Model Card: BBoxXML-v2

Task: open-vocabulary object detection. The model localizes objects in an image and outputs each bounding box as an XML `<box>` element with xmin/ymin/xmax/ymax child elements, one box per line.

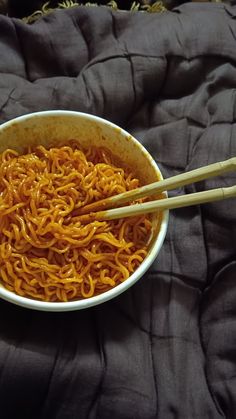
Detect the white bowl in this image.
<box><xmin>0</xmin><ymin>111</ymin><xmax>168</xmax><ymax>311</ymax></box>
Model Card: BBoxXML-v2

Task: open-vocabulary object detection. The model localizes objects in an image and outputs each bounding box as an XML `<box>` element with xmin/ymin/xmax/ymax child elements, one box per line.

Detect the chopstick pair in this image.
<box><xmin>75</xmin><ymin>157</ymin><xmax>236</xmax><ymax>222</ymax></box>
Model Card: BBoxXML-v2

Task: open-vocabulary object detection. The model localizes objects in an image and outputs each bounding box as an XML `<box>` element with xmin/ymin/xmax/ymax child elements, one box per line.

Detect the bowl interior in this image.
<box><xmin>0</xmin><ymin>111</ymin><xmax>168</xmax><ymax>311</ymax></box>
<box><xmin>0</xmin><ymin>111</ymin><xmax>159</xmax><ymax>184</ymax></box>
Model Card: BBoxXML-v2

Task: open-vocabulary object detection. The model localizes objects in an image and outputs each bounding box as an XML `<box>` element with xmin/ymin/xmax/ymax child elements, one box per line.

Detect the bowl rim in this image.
<box><xmin>0</xmin><ymin>110</ymin><xmax>169</xmax><ymax>311</ymax></box>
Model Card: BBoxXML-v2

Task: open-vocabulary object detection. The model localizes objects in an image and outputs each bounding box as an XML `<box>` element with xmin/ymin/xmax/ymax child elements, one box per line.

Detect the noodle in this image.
<box><xmin>0</xmin><ymin>143</ymin><xmax>152</xmax><ymax>302</ymax></box>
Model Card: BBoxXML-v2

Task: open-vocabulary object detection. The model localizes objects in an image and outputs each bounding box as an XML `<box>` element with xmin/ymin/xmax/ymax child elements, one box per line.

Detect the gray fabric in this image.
<box><xmin>0</xmin><ymin>3</ymin><xmax>236</xmax><ymax>418</ymax></box>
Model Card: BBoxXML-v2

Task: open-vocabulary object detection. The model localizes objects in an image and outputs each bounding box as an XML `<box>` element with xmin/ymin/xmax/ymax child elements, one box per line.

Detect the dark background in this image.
<box><xmin>0</xmin><ymin>2</ymin><xmax>236</xmax><ymax>418</ymax></box>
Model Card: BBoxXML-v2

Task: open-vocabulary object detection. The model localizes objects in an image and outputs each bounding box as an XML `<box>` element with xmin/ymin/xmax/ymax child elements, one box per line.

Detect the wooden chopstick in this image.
<box><xmin>77</xmin><ymin>157</ymin><xmax>236</xmax><ymax>215</ymax></box>
<box><xmin>77</xmin><ymin>185</ymin><xmax>236</xmax><ymax>223</ymax></box>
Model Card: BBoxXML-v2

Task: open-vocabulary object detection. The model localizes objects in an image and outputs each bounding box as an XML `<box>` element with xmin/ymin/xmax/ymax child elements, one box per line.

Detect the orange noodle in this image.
<box><xmin>0</xmin><ymin>143</ymin><xmax>152</xmax><ymax>302</ymax></box>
